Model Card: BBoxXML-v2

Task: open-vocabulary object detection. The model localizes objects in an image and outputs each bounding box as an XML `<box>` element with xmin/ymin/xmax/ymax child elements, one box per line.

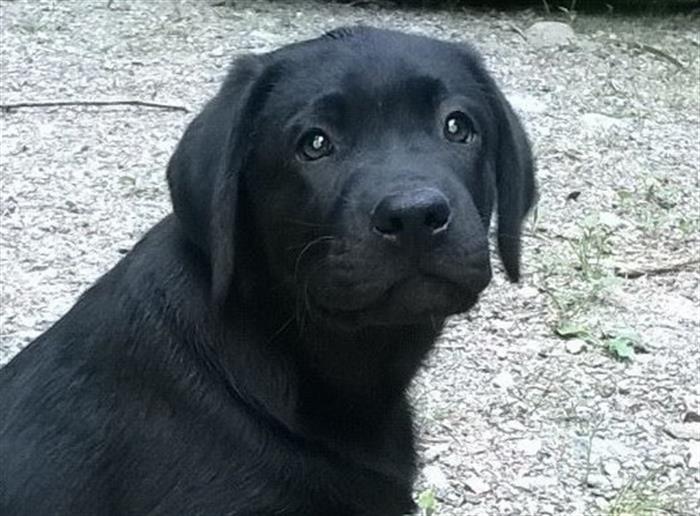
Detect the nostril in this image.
<box><xmin>424</xmin><ymin>205</ymin><xmax>450</xmax><ymax>231</ymax></box>
<box><xmin>374</xmin><ymin>216</ymin><xmax>403</xmax><ymax>236</ymax></box>
<box><xmin>387</xmin><ymin>216</ymin><xmax>403</xmax><ymax>234</ymax></box>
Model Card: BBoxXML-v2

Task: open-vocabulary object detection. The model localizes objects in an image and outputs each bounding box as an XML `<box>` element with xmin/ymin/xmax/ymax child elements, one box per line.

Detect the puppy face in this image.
<box><xmin>242</xmin><ymin>31</ymin><xmax>524</xmax><ymax>328</ymax></box>
<box><xmin>168</xmin><ymin>28</ymin><xmax>535</xmax><ymax>328</ymax></box>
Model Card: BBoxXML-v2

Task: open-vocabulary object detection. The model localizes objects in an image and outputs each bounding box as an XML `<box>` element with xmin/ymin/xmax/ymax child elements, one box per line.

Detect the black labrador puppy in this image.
<box><xmin>0</xmin><ymin>27</ymin><xmax>535</xmax><ymax>516</ymax></box>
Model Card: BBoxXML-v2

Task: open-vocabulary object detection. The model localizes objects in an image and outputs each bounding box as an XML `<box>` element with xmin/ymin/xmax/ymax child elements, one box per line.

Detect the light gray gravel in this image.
<box><xmin>1</xmin><ymin>1</ymin><xmax>699</xmax><ymax>514</ymax></box>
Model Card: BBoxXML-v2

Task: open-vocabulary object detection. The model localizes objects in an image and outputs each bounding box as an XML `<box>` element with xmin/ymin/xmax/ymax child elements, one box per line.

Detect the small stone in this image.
<box><xmin>609</xmin><ymin>476</ymin><xmax>625</xmax><ymax>490</ymax></box>
<box><xmin>209</xmin><ymin>46</ymin><xmax>225</xmax><ymax>57</ymax></box>
<box><xmin>513</xmin><ymin>475</ymin><xmax>557</xmax><ymax>490</ymax></box>
<box><xmin>423</xmin><ymin>464</ymin><xmax>449</xmax><ymax>490</ymax></box>
<box><xmin>684</xmin><ymin>395</ymin><xmax>700</xmax><ymax>422</ymax></box>
<box><xmin>492</xmin><ymin>319</ymin><xmax>515</xmax><ymax>331</ymax></box>
<box><xmin>516</xmin><ymin>438</ymin><xmax>543</xmax><ymax>456</ymax></box>
<box><xmin>424</xmin><ymin>442</ymin><xmax>450</xmax><ymax>461</ymax></box>
<box><xmin>590</xmin><ymin>438</ymin><xmax>637</xmax><ymax>463</ymax></box>
<box><xmin>602</xmin><ymin>458</ymin><xmax>621</xmax><ymax>477</ymax></box>
<box><xmin>570</xmin><ymin>499</ymin><xmax>587</xmax><ymax>515</ymax></box>
<box><xmin>664</xmin><ymin>422</ymin><xmax>700</xmax><ymax>441</ymax></box>
<box><xmin>525</xmin><ymin>21</ymin><xmax>576</xmax><ymax>48</ymax></box>
<box><xmin>586</xmin><ymin>473</ymin><xmax>609</xmax><ymax>489</ymax></box>
<box><xmin>582</xmin><ymin>113</ymin><xmax>624</xmax><ymax>131</ymax></box>
<box><xmin>665</xmin><ymin>454</ymin><xmax>686</xmax><ymax>468</ymax></box>
<box><xmin>593</xmin><ymin>497</ymin><xmax>609</xmax><ymax>511</ymax></box>
<box><xmin>643</xmin><ymin>458</ymin><xmax>658</xmax><ymax>471</ymax></box>
<box><xmin>507</xmin><ymin>94</ymin><xmax>547</xmax><ymax>115</ymax></box>
<box><xmin>493</xmin><ymin>371</ymin><xmax>515</xmax><ymax>389</ymax></box>
<box><xmin>565</xmin><ymin>339</ymin><xmax>587</xmax><ymax>355</ymax></box>
<box><xmin>519</xmin><ymin>286</ymin><xmax>540</xmax><ymax>298</ymax></box>
<box><xmin>688</xmin><ymin>442</ymin><xmax>700</xmax><ymax>469</ymax></box>
<box><xmin>465</xmin><ymin>474</ymin><xmax>491</xmax><ymax>495</ymax></box>
<box><xmin>442</xmin><ymin>452</ymin><xmax>462</xmax><ymax>468</ymax></box>
<box><xmin>617</xmin><ymin>379</ymin><xmax>633</xmax><ymax>395</ymax></box>
<box><xmin>464</xmin><ymin>494</ymin><xmax>483</xmax><ymax>505</ymax></box>
<box><xmin>496</xmin><ymin>347</ymin><xmax>508</xmax><ymax>360</ymax></box>
<box><xmin>501</xmin><ymin>420</ymin><xmax>527</xmax><ymax>433</ymax></box>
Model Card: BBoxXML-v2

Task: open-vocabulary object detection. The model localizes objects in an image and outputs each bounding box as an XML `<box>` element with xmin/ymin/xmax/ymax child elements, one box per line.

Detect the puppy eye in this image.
<box><xmin>444</xmin><ymin>112</ymin><xmax>476</xmax><ymax>143</ymax></box>
<box><xmin>298</xmin><ymin>130</ymin><xmax>333</xmax><ymax>161</ymax></box>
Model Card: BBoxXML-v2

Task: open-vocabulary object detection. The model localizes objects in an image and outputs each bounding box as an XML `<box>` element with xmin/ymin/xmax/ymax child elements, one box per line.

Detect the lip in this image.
<box><xmin>318</xmin><ymin>273</ymin><xmax>452</xmax><ymax>313</ymax></box>
<box><xmin>308</xmin><ymin>272</ymin><xmax>485</xmax><ymax>328</ymax></box>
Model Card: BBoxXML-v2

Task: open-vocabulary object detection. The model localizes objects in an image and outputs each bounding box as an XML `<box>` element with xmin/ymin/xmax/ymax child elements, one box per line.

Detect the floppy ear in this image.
<box><xmin>484</xmin><ymin>82</ymin><xmax>536</xmax><ymax>282</ymax></box>
<box><xmin>167</xmin><ymin>55</ymin><xmax>270</xmax><ymax>305</ymax></box>
<box><xmin>495</xmin><ymin>95</ymin><xmax>536</xmax><ymax>282</ymax></box>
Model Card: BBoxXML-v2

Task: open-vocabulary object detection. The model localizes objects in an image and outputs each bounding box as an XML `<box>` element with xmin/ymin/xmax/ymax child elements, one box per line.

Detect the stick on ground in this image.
<box><xmin>614</xmin><ymin>258</ymin><xmax>700</xmax><ymax>279</ymax></box>
<box><xmin>0</xmin><ymin>100</ymin><xmax>189</xmax><ymax>113</ymax></box>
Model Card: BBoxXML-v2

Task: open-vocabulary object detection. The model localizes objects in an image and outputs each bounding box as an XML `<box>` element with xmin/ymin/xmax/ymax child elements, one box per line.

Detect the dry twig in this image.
<box><xmin>0</xmin><ymin>100</ymin><xmax>189</xmax><ymax>113</ymax></box>
<box><xmin>614</xmin><ymin>258</ymin><xmax>700</xmax><ymax>279</ymax></box>
<box><xmin>631</xmin><ymin>42</ymin><xmax>687</xmax><ymax>70</ymax></box>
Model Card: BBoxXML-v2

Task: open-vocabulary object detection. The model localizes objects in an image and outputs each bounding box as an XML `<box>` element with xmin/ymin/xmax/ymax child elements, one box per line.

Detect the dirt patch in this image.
<box><xmin>1</xmin><ymin>1</ymin><xmax>698</xmax><ymax>514</ymax></box>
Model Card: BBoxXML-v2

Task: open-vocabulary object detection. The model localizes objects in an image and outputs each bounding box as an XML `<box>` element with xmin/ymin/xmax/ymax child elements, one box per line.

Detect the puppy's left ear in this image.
<box><xmin>486</xmin><ymin>81</ymin><xmax>537</xmax><ymax>282</ymax></box>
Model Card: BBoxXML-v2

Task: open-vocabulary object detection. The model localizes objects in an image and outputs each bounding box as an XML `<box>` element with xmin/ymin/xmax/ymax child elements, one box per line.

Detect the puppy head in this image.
<box><xmin>167</xmin><ymin>27</ymin><xmax>536</xmax><ymax>327</ymax></box>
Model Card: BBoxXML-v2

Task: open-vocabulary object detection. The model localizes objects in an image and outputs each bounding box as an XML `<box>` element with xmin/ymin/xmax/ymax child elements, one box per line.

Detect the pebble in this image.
<box><xmin>602</xmin><ymin>458</ymin><xmax>621</xmax><ymax>478</ymax></box>
<box><xmin>516</xmin><ymin>438</ymin><xmax>543</xmax><ymax>456</ymax></box>
<box><xmin>589</xmin><ymin>438</ymin><xmax>636</xmax><ymax>463</ymax></box>
<box><xmin>609</xmin><ymin>475</ymin><xmax>625</xmax><ymax>490</ymax></box>
<box><xmin>664</xmin><ymin>422</ymin><xmax>700</xmax><ymax>441</ymax></box>
<box><xmin>565</xmin><ymin>338</ymin><xmax>587</xmax><ymax>355</ymax></box>
<box><xmin>423</xmin><ymin>464</ymin><xmax>449</xmax><ymax>490</ymax></box>
<box><xmin>507</xmin><ymin>93</ymin><xmax>547</xmax><ymax>114</ymax></box>
<box><xmin>539</xmin><ymin>503</ymin><xmax>557</xmax><ymax>516</ymax></box>
<box><xmin>525</xmin><ymin>21</ymin><xmax>576</xmax><ymax>48</ymax></box>
<box><xmin>593</xmin><ymin>497</ymin><xmax>609</xmax><ymax>511</ymax></box>
<box><xmin>666</xmin><ymin>454</ymin><xmax>686</xmax><ymax>468</ymax></box>
<box><xmin>617</xmin><ymin>379</ymin><xmax>633</xmax><ymax>395</ymax></box>
<box><xmin>684</xmin><ymin>394</ymin><xmax>700</xmax><ymax>422</ymax></box>
<box><xmin>424</xmin><ymin>442</ymin><xmax>450</xmax><ymax>461</ymax></box>
<box><xmin>513</xmin><ymin>475</ymin><xmax>558</xmax><ymax>490</ymax></box>
<box><xmin>688</xmin><ymin>442</ymin><xmax>700</xmax><ymax>469</ymax></box>
<box><xmin>492</xmin><ymin>319</ymin><xmax>515</xmax><ymax>331</ymax></box>
<box><xmin>519</xmin><ymin>285</ymin><xmax>540</xmax><ymax>298</ymax></box>
<box><xmin>209</xmin><ymin>46</ymin><xmax>225</xmax><ymax>57</ymax></box>
<box><xmin>586</xmin><ymin>473</ymin><xmax>609</xmax><ymax>489</ymax></box>
<box><xmin>493</xmin><ymin>371</ymin><xmax>515</xmax><ymax>389</ymax></box>
<box><xmin>581</xmin><ymin>113</ymin><xmax>624</xmax><ymax>131</ymax></box>
<box><xmin>501</xmin><ymin>420</ymin><xmax>527</xmax><ymax>433</ymax></box>
<box><xmin>465</xmin><ymin>474</ymin><xmax>491</xmax><ymax>495</ymax></box>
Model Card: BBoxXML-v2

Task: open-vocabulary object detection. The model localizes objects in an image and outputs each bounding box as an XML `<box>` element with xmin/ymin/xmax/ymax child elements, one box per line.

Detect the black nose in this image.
<box><xmin>371</xmin><ymin>188</ymin><xmax>451</xmax><ymax>247</ymax></box>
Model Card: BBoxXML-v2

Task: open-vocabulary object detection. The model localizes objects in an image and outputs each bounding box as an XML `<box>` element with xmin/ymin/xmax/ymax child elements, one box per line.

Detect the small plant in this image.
<box><xmin>607</xmin><ymin>468</ymin><xmax>685</xmax><ymax>516</ymax></box>
<box><xmin>602</xmin><ymin>328</ymin><xmax>641</xmax><ymax>361</ymax></box>
<box><xmin>569</xmin><ymin>213</ymin><xmax>617</xmax><ymax>282</ymax></box>
<box><xmin>555</xmin><ymin>321</ymin><xmax>592</xmax><ymax>340</ymax></box>
<box><xmin>540</xmin><ymin>210</ymin><xmax>638</xmax><ymax>361</ymax></box>
<box><xmin>417</xmin><ymin>488</ymin><xmax>438</xmax><ymax>516</ymax></box>
<box><xmin>555</xmin><ymin>323</ymin><xmax>642</xmax><ymax>361</ymax></box>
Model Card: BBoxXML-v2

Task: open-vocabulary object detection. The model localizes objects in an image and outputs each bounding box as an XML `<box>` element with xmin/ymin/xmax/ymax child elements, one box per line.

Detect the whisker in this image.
<box><xmin>268</xmin><ymin>315</ymin><xmax>295</xmax><ymax>343</ymax></box>
<box><xmin>292</xmin><ymin>235</ymin><xmax>335</xmax><ymax>284</ymax></box>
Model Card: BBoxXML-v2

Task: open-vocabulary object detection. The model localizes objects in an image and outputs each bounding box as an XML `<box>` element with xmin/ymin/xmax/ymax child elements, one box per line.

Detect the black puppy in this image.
<box><xmin>0</xmin><ymin>27</ymin><xmax>535</xmax><ymax>515</ymax></box>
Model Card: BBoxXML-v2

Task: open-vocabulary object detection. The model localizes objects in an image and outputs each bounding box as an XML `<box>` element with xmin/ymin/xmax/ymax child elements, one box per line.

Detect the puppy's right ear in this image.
<box><xmin>167</xmin><ymin>55</ymin><xmax>270</xmax><ymax>306</ymax></box>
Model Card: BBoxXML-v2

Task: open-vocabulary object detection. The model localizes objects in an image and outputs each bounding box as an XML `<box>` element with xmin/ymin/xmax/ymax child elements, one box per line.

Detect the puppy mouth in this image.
<box><xmin>309</xmin><ymin>270</ymin><xmax>489</xmax><ymax>328</ymax></box>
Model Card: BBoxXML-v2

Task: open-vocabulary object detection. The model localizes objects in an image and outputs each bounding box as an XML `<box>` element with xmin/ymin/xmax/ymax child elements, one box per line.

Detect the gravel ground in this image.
<box><xmin>1</xmin><ymin>1</ymin><xmax>699</xmax><ymax>514</ymax></box>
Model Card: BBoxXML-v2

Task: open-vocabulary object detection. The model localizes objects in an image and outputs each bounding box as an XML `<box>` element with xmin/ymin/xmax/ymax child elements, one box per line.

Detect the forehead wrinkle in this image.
<box><xmin>308</xmin><ymin>92</ymin><xmax>347</xmax><ymax>122</ymax></box>
<box><xmin>334</xmin><ymin>69</ymin><xmax>445</xmax><ymax>137</ymax></box>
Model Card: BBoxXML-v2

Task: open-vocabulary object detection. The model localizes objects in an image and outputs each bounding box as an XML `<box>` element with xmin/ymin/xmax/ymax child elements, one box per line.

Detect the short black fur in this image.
<box><xmin>0</xmin><ymin>27</ymin><xmax>535</xmax><ymax>516</ymax></box>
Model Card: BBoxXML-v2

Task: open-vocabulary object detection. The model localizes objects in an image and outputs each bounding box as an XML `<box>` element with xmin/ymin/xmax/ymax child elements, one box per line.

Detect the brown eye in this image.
<box><xmin>298</xmin><ymin>130</ymin><xmax>333</xmax><ymax>161</ymax></box>
<box><xmin>444</xmin><ymin>112</ymin><xmax>476</xmax><ymax>143</ymax></box>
